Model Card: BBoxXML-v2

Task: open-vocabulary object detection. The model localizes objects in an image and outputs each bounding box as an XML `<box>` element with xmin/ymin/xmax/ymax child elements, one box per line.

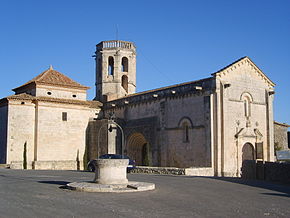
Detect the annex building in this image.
<box><xmin>0</xmin><ymin>40</ymin><xmax>276</xmax><ymax>177</ymax></box>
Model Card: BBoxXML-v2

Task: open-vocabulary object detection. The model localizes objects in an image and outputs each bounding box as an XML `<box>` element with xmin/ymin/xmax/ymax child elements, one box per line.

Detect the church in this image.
<box><xmin>0</xmin><ymin>40</ymin><xmax>275</xmax><ymax>177</ymax></box>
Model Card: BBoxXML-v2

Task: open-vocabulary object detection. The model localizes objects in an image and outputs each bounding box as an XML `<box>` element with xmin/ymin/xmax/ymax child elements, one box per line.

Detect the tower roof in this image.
<box><xmin>13</xmin><ymin>66</ymin><xmax>89</xmax><ymax>91</ymax></box>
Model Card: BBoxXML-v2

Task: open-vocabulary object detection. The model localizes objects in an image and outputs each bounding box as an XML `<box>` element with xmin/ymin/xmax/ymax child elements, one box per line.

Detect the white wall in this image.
<box><xmin>35</xmin><ymin>85</ymin><xmax>87</xmax><ymax>101</ymax></box>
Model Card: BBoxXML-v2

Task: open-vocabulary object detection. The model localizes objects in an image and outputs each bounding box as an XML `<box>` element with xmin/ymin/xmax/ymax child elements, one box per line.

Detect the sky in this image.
<box><xmin>0</xmin><ymin>0</ymin><xmax>289</xmax><ymax>125</ymax></box>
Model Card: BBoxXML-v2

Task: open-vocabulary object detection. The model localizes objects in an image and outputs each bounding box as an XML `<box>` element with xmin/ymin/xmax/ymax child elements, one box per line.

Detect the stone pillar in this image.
<box><xmin>107</xmin><ymin>123</ymin><xmax>117</xmax><ymax>154</ymax></box>
<box><xmin>267</xmin><ymin>93</ymin><xmax>275</xmax><ymax>161</ymax></box>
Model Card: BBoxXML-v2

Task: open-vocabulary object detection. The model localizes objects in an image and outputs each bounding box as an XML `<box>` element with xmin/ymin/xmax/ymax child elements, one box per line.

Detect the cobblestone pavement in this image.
<box><xmin>0</xmin><ymin>169</ymin><xmax>289</xmax><ymax>218</ymax></box>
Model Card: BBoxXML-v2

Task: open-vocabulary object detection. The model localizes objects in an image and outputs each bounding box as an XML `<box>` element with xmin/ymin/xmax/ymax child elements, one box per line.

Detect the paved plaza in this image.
<box><xmin>0</xmin><ymin>169</ymin><xmax>289</xmax><ymax>217</ymax></box>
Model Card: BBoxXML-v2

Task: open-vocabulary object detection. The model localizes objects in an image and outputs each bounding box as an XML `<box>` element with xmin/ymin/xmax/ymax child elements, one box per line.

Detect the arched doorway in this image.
<box><xmin>241</xmin><ymin>142</ymin><xmax>256</xmax><ymax>178</ymax></box>
<box><xmin>126</xmin><ymin>133</ymin><xmax>151</xmax><ymax>166</ymax></box>
<box><xmin>242</xmin><ymin>143</ymin><xmax>255</xmax><ymax>161</ymax></box>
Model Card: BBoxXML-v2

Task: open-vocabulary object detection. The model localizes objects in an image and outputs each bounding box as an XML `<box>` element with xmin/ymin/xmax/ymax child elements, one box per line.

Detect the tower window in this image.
<box><xmin>108</xmin><ymin>56</ymin><xmax>114</xmax><ymax>75</ymax></box>
<box><xmin>122</xmin><ymin>75</ymin><xmax>128</xmax><ymax>92</ymax></box>
<box><xmin>47</xmin><ymin>92</ymin><xmax>52</xmax><ymax>95</ymax></box>
<box><xmin>62</xmin><ymin>112</ymin><xmax>67</xmax><ymax>121</ymax></box>
<box><xmin>121</xmin><ymin>57</ymin><xmax>129</xmax><ymax>72</ymax></box>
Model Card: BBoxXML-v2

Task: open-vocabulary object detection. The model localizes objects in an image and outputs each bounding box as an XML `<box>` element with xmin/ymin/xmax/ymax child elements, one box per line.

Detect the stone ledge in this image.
<box><xmin>67</xmin><ymin>181</ymin><xmax>155</xmax><ymax>193</ymax></box>
<box><xmin>0</xmin><ymin>164</ymin><xmax>9</xmax><ymax>169</ymax></box>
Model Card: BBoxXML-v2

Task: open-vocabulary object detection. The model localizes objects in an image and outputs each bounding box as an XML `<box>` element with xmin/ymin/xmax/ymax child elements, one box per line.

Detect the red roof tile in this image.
<box><xmin>13</xmin><ymin>66</ymin><xmax>89</xmax><ymax>91</ymax></box>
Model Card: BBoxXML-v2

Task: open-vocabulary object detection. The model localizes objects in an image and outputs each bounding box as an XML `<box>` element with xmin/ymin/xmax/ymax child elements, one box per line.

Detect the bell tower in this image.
<box><xmin>94</xmin><ymin>40</ymin><xmax>136</xmax><ymax>102</ymax></box>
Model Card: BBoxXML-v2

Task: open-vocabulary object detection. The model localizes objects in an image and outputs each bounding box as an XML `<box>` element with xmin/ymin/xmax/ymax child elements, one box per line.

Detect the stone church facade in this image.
<box><xmin>0</xmin><ymin>40</ymin><xmax>275</xmax><ymax>177</ymax></box>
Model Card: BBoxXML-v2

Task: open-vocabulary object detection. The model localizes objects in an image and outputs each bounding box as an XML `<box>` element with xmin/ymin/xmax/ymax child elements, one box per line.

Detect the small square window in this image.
<box><xmin>62</xmin><ymin>112</ymin><xmax>67</xmax><ymax>121</ymax></box>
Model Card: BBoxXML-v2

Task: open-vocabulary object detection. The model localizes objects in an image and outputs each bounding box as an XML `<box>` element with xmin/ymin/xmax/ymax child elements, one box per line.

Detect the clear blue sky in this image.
<box><xmin>0</xmin><ymin>0</ymin><xmax>289</xmax><ymax>125</ymax></box>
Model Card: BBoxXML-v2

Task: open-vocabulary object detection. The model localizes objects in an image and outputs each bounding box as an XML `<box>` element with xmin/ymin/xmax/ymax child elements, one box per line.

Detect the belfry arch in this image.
<box><xmin>122</xmin><ymin>75</ymin><xmax>128</xmax><ymax>93</ymax></box>
<box><xmin>126</xmin><ymin>132</ymin><xmax>152</xmax><ymax>166</ymax></box>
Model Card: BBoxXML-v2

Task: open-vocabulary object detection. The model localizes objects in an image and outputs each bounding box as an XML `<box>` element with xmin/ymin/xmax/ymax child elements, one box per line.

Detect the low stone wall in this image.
<box><xmin>131</xmin><ymin>166</ymin><xmax>214</xmax><ymax>176</ymax></box>
<box><xmin>10</xmin><ymin>160</ymin><xmax>80</xmax><ymax>170</ymax></box>
<box><xmin>33</xmin><ymin>160</ymin><xmax>79</xmax><ymax>170</ymax></box>
<box><xmin>185</xmin><ymin>167</ymin><xmax>214</xmax><ymax>176</ymax></box>
<box><xmin>131</xmin><ymin>166</ymin><xmax>185</xmax><ymax>175</ymax></box>
<box><xmin>10</xmin><ymin>161</ymin><xmax>33</xmax><ymax>169</ymax></box>
<box><xmin>241</xmin><ymin>160</ymin><xmax>290</xmax><ymax>183</ymax></box>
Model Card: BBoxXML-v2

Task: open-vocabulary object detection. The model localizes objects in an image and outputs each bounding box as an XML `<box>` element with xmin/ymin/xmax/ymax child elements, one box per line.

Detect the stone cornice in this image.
<box><xmin>2</xmin><ymin>93</ymin><xmax>102</xmax><ymax>108</ymax></box>
<box><xmin>103</xmin><ymin>78</ymin><xmax>214</xmax><ymax>109</ymax></box>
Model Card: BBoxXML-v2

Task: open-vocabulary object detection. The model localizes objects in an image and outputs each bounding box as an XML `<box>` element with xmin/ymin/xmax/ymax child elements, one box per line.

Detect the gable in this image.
<box><xmin>212</xmin><ymin>57</ymin><xmax>275</xmax><ymax>89</ymax></box>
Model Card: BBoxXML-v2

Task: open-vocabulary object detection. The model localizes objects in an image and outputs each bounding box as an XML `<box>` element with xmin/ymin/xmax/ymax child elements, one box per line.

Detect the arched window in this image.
<box><xmin>122</xmin><ymin>75</ymin><xmax>128</xmax><ymax>92</ymax></box>
<box><xmin>108</xmin><ymin>56</ymin><xmax>114</xmax><ymax>75</ymax></box>
<box><xmin>178</xmin><ymin>117</ymin><xmax>193</xmax><ymax>143</ymax></box>
<box><xmin>182</xmin><ymin>122</ymin><xmax>189</xmax><ymax>143</ymax></box>
<box><xmin>244</xmin><ymin>96</ymin><xmax>251</xmax><ymax>118</ymax></box>
<box><xmin>241</xmin><ymin>93</ymin><xmax>253</xmax><ymax>118</ymax></box>
<box><xmin>121</xmin><ymin>57</ymin><xmax>129</xmax><ymax>72</ymax></box>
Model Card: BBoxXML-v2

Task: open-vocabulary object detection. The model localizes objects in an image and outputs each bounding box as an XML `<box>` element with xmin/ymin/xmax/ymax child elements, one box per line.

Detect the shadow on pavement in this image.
<box><xmin>38</xmin><ymin>180</ymin><xmax>69</xmax><ymax>185</ymax></box>
<box><xmin>207</xmin><ymin>176</ymin><xmax>290</xmax><ymax>197</ymax></box>
<box><xmin>262</xmin><ymin>192</ymin><xmax>290</xmax><ymax>198</ymax></box>
<box><xmin>38</xmin><ymin>180</ymin><xmax>71</xmax><ymax>189</ymax></box>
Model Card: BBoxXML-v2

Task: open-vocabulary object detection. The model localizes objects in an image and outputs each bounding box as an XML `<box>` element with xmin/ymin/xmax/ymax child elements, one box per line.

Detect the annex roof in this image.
<box><xmin>13</xmin><ymin>66</ymin><xmax>89</xmax><ymax>91</ymax></box>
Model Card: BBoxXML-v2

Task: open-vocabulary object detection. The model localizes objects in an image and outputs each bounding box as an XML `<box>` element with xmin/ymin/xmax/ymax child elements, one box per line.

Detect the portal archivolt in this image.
<box><xmin>126</xmin><ymin>132</ymin><xmax>151</xmax><ymax>166</ymax></box>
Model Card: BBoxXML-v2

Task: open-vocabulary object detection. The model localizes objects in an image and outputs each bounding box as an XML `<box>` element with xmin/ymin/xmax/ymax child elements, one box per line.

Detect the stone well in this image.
<box><xmin>67</xmin><ymin>158</ymin><xmax>155</xmax><ymax>193</ymax></box>
<box><xmin>94</xmin><ymin>159</ymin><xmax>128</xmax><ymax>184</ymax></box>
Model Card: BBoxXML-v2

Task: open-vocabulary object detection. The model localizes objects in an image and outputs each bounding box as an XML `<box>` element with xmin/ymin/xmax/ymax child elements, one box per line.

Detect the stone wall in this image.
<box><xmin>4</xmin><ymin>98</ymin><xmax>99</xmax><ymax>170</ymax></box>
<box><xmin>35</xmin><ymin>85</ymin><xmax>87</xmax><ymax>101</ymax></box>
<box><xmin>274</xmin><ymin>122</ymin><xmax>289</xmax><ymax>150</ymax></box>
<box><xmin>6</xmin><ymin>100</ymin><xmax>35</xmax><ymax>166</ymax></box>
<box><xmin>103</xmin><ymin>78</ymin><xmax>214</xmax><ymax>168</ymax></box>
<box><xmin>35</xmin><ymin>101</ymin><xmax>98</xmax><ymax>170</ymax></box>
